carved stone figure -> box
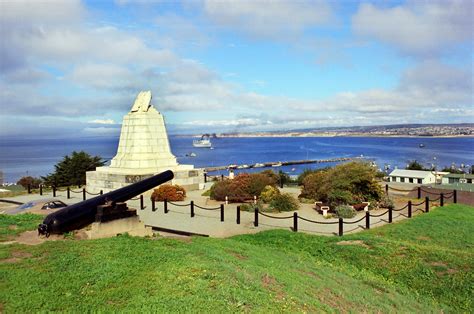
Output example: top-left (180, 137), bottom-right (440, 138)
top-left (130, 90), bottom-right (152, 112)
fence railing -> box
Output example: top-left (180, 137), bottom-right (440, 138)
top-left (385, 184), bottom-right (457, 203)
top-left (250, 196), bottom-right (442, 236)
top-left (151, 200), bottom-right (226, 222)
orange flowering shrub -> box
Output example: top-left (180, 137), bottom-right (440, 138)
top-left (151, 184), bottom-right (186, 201)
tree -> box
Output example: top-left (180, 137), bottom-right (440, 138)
top-left (17, 176), bottom-right (42, 189)
top-left (406, 160), bottom-right (426, 170)
top-left (42, 151), bottom-right (105, 186)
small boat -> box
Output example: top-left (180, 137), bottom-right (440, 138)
top-left (419, 143), bottom-right (425, 148)
top-left (185, 152), bottom-right (197, 157)
top-left (193, 134), bottom-right (212, 148)
top-left (254, 163), bottom-right (264, 168)
top-left (291, 168), bottom-right (296, 172)
top-left (272, 162), bottom-right (282, 167)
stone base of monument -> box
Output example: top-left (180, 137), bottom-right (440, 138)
top-left (86, 166), bottom-right (204, 194)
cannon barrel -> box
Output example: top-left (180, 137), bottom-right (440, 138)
top-left (38, 170), bottom-right (174, 235)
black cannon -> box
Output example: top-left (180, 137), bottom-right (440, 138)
top-left (38, 170), bottom-right (174, 236)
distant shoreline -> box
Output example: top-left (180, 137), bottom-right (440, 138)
top-left (188, 134), bottom-right (474, 139)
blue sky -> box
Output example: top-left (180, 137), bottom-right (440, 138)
top-left (0, 0), bottom-right (472, 138)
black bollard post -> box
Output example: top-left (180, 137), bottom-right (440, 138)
top-left (190, 201), bottom-right (195, 218)
top-left (220, 204), bottom-right (224, 222)
top-left (100, 190), bottom-right (103, 195)
top-left (365, 211), bottom-right (370, 229)
top-left (408, 201), bottom-right (412, 218)
top-left (221, 174), bottom-right (224, 181)
top-left (338, 218), bottom-right (343, 236)
top-left (152, 199), bottom-right (156, 212)
top-left (425, 196), bottom-right (429, 213)
top-left (236, 206), bottom-right (241, 224)
top-left (40, 184), bottom-right (43, 195)
top-left (140, 195), bottom-right (144, 210)
top-left (453, 190), bottom-right (457, 204)
top-left (254, 208), bottom-right (259, 227)
top-left (385, 184), bottom-right (389, 194)
top-left (27, 184), bottom-right (31, 194)
top-left (67, 187), bottom-right (70, 199)
top-left (417, 186), bottom-right (421, 199)
top-left (280, 179), bottom-right (283, 189)
top-left (82, 188), bottom-right (86, 201)
top-left (293, 212), bottom-right (298, 232)
top-left (440, 193), bottom-right (444, 207)
top-left (53, 186), bottom-right (56, 197)
top-left (164, 199), bottom-right (168, 213)
top-left (389, 207), bottom-right (393, 223)
top-left (204, 173), bottom-right (207, 183)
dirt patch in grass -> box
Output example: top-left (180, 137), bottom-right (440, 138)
top-left (227, 250), bottom-right (248, 260)
top-left (317, 288), bottom-right (357, 312)
top-left (12, 230), bottom-right (64, 246)
top-left (261, 274), bottom-right (285, 300)
top-left (417, 236), bottom-right (431, 241)
top-left (1, 250), bottom-right (33, 264)
top-left (336, 240), bottom-right (370, 249)
top-left (8, 225), bottom-right (18, 230)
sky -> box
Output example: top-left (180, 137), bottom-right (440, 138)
top-left (0, 0), bottom-right (473, 138)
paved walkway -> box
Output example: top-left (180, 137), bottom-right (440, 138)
top-left (1, 185), bottom-right (429, 238)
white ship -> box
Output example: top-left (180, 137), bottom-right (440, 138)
top-left (193, 134), bottom-right (212, 148)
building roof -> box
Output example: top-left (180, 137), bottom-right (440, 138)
top-left (389, 169), bottom-right (434, 179)
top-left (443, 173), bottom-right (474, 179)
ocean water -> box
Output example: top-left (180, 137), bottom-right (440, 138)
top-left (0, 136), bottom-right (473, 182)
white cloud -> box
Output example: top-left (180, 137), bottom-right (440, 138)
top-left (203, 0), bottom-right (333, 39)
top-left (352, 1), bottom-right (473, 56)
top-left (89, 119), bottom-right (116, 125)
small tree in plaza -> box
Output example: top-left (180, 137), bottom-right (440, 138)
top-left (42, 151), bottom-right (105, 187)
top-left (300, 161), bottom-right (384, 209)
top-left (17, 176), bottom-right (42, 189)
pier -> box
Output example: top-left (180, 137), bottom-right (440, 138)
top-left (204, 157), bottom-right (358, 172)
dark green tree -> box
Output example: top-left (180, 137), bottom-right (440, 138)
top-left (406, 160), bottom-right (426, 171)
top-left (42, 151), bottom-right (105, 187)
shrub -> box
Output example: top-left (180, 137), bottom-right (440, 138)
top-left (240, 201), bottom-right (264, 212)
top-left (269, 193), bottom-right (299, 212)
top-left (378, 195), bottom-right (394, 210)
top-left (260, 185), bottom-right (280, 203)
top-left (335, 205), bottom-right (356, 218)
top-left (151, 184), bottom-right (186, 201)
top-left (300, 161), bottom-right (383, 209)
top-left (16, 176), bottom-right (42, 189)
top-left (210, 173), bottom-right (277, 202)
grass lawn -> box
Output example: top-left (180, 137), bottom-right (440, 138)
top-left (1, 204), bottom-right (473, 312)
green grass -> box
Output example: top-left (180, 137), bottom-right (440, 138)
top-left (1, 204), bottom-right (473, 312)
top-left (0, 213), bottom-right (43, 241)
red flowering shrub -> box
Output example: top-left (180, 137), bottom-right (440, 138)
top-left (210, 172), bottom-right (277, 202)
top-left (151, 184), bottom-right (186, 201)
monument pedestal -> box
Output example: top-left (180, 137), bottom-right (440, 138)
top-left (86, 91), bottom-right (204, 193)
top-left (87, 166), bottom-right (204, 194)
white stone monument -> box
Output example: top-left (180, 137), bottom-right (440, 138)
top-left (86, 91), bottom-right (204, 193)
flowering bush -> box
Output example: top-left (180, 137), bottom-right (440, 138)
top-left (210, 172), bottom-right (277, 202)
top-left (151, 184), bottom-right (186, 201)
top-left (260, 185), bottom-right (280, 203)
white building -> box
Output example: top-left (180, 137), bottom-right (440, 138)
top-left (441, 173), bottom-right (474, 185)
top-left (388, 169), bottom-right (436, 184)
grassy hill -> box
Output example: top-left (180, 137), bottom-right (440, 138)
top-left (1, 204), bottom-right (473, 312)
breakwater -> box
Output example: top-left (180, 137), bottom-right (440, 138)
top-left (204, 157), bottom-right (358, 172)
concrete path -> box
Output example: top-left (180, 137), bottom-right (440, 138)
top-left (1, 185), bottom-right (428, 238)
